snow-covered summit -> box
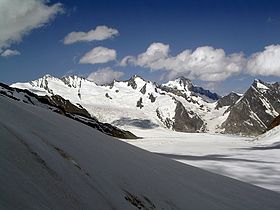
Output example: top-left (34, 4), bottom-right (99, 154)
top-left (253, 79), bottom-right (270, 90)
top-left (163, 76), bottom-right (193, 91)
top-left (163, 76), bottom-right (220, 101)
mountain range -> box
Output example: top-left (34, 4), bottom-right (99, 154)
top-left (9, 74), bottom-right (280, 136)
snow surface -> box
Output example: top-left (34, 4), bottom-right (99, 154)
top-left (123, 128), bottom-right (280, 193)
top-left (256, 81), bottom-right (269, 90)
top-left (255, 124), bottom-right (280, 147)
top-left (1, 96), bottom-right (280, 209)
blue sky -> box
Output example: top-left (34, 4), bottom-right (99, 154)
top-left (1, 0), bottom-right (280, 95)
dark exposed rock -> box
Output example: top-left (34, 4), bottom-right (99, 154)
top-left (140, 83), bottom-right (147, 94)
top-left (136, 97), bottom-right (144, 109)
top-left (215, 92), bottom-right (241, 110)
top-left (148, 93), bottom-right (156, 103)
top-left (40, 95), bottom-right (91, 118)
top-left (266, 115), bottom-right (280, 132)
top-left (222, 80), bottom-right (280, 136)
top-left (105, 93), bottom-right (112, 99)
top-left (173, 100), bottom-right (205, 132)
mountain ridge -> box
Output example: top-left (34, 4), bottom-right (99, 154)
top-left (11, 74), bottom-right (280, 136)
top-left (0, 82), bottom-right (137, 139)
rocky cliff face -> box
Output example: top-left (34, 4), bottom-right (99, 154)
top-left (173, 100), bottom-right (205, 132)
top-left (221, 80), bottom-right (280, 136)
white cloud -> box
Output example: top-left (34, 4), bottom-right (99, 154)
top-left (0, 49), bottom-right (21, 57)
top-left (119, 55), bottom-right (134, 66)
top-left (122, 43), bottom-right (245, 82)
top-left (246, 45), bottom-right (280, 77)
top-left (79, 46), bottom-right (116, 64)
top-left (63, 25), bottom-right (119, 44)
top-left (0, 0), bottom-right (63, 50)
top-left (87, 67), bottom-right (124, 85)
top-left (136, 43), bottom-right (170, 67)
top-left (119, 43), bottom-right (170, 68)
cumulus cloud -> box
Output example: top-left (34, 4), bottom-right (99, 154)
top-left (87, 67), bottom-right (124, 85)
top-left (63, 25), bottom-right (119, 44)
top-left (0, 49), bottom-right (21, 57)
top-left (0, 0), bottom-right (63, 50)
top-left (246, 45), bottom-right (280, 77)
top-left (79, 46), bottom-right (116, 64)
top-left (121, 43), bottom-right (245, 81)
top-left (119, 55), bottom-right (134, 66)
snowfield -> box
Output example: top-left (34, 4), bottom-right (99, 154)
top-left (1, 95), bottom-right (280, 209)
top-left (122, 127), bottom-right (280, 193)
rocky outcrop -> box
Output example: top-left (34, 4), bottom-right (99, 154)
top-left (136, 97), bottom-right (144, 109)
top-left (40, 95), bottom-right (91, 117)
top-left (266, 115), bottom-right (280, 132)
top-left (148, 93), bottom-right (156, 103)
top-left (173, 101), bottom-right (205, 132)
top-left (140, 84), bottom-right (146, 94)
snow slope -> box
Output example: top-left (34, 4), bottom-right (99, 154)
top-left (1, 96), bottom-right (280, 209)
top-left (255, 124), bottom-right (280, 148)
top-left (123, 128), bottom-right (280, 193)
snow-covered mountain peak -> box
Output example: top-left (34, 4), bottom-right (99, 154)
top-left (162, 76), bottom-right (220, 102)
top-left (61, 75), bottom-right (90, 88)
top-left (27, 74), bottom-right (61, 94)
top-left (163, 76), bottom-right (193, 91)
top-left (253, 79), bottom-right (270, 90)
top-left (119, 74), bottom-right (150, 91)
